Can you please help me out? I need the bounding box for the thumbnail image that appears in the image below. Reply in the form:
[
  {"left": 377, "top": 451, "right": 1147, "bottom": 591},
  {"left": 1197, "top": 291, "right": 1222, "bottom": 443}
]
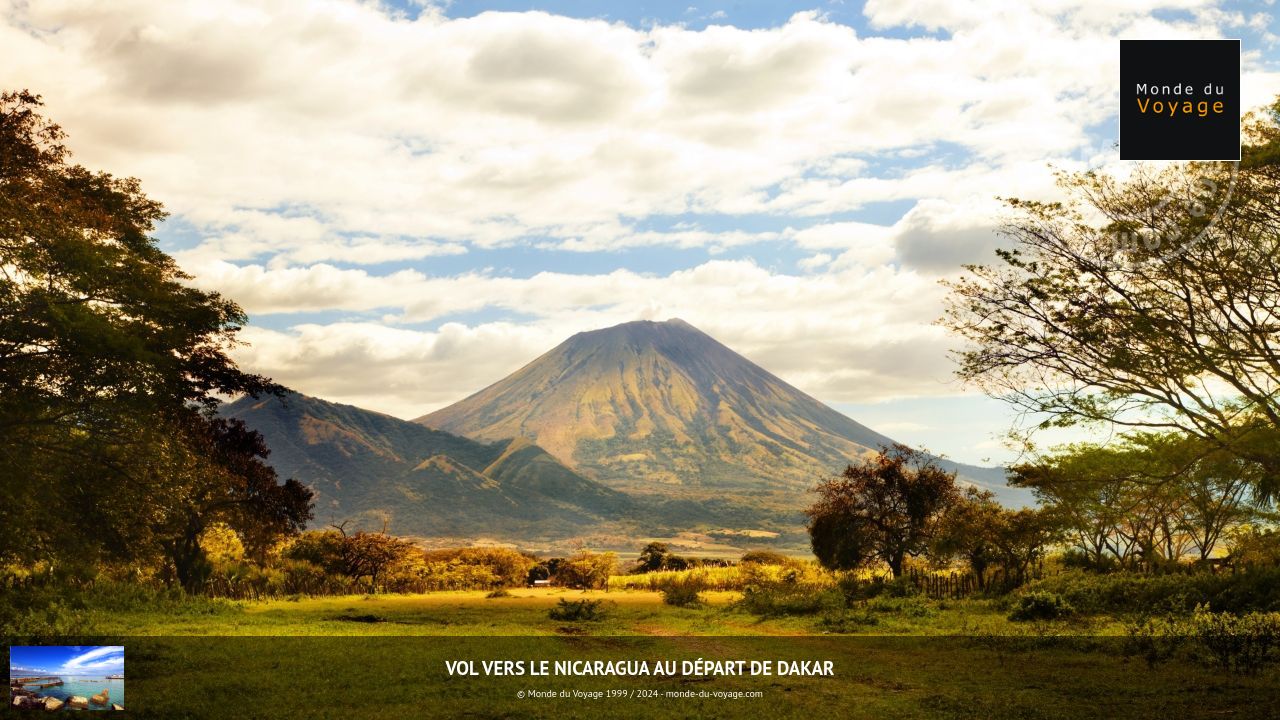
[{"left": 9, "top": 647, "right": 124, "bottom": 712}]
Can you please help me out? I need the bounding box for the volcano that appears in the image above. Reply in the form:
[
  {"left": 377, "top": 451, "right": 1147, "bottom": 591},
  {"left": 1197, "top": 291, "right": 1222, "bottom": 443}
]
[{"left": 416, "top": 319, "right": 1020, "bottom": 509}]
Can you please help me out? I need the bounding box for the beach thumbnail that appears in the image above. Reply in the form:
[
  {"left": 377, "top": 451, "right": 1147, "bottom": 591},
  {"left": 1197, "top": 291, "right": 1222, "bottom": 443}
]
[{"left": 9, "top": 646, "right": 124, "bottom": 712}]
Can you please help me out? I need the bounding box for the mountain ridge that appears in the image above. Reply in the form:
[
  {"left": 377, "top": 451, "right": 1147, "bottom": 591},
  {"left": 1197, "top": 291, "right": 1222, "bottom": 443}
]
[
  {"left": 222, "top": 392, "right": 634, "bottom": 539},
  {"left": 417, "top": 318, "right": 1024, "bottom": 506}
]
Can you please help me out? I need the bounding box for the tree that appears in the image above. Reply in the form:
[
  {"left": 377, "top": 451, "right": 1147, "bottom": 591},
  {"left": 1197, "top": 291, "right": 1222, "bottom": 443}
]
[
  {"left": 1135, "top": 433, "right": 1260, "bottom": 561},
  {"left": 0, "top": 90, "right": 312, "bottom": 573},
  {"left": 942, "top": 99, "right": 1280, "bottom": 498},
  {"left": 557, "top": 551, "right": 617, "bottom": 589},
  {"left": 932, "top": 487, "right": 1004, "bottom": 589},
  {"left": 1012, "top": 442, "right": 1156, "bottom": 569},
  {"left": 340, "top": 531, "right": 411, "bottom": 589},
  {"left": 159, "top": 417, "right": 313, "bottom": 589},
  {"left": 933, "top": 487, "right": 1054, "bottom": 588},
  {"left": 199, "top": 522, "right": 246, "bottom": 565},
  {"left": 1011, "top": 433, "right": 1264, "bottom": 569},
  {"left": 635, "top": 542, "right": 674, "bottom": 573},
  {"left": 990, "top": 508, "right": 1054, "bottom": 586},
  {"left": 806, "top": 445, "right": 959, "bottom": 577}
]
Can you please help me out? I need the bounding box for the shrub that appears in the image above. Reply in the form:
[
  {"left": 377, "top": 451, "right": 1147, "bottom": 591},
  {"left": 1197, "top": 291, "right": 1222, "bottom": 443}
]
[
  {"left": 1189, "top": 605, "right": 1280, "bottom": 675},
  {"left": 548, "top": 599, "right": 608, "bottom": 622},
  {"left": 609, "top": 565, "right": 744, "bottom": 592},
  {"left": 882, "top": 575, "right": 922, "bottom": 598},
  {"left": 1021, "top": 568, "right": 1280, "bottom": 615},
  {"left": 658, "top": 573, "right": 708, "bottom": 607},
  {"left": 867, "top": 595, "right": 934, "bottom": 618},
  {"left": 1009, "top": 591, "right": 1074, "bottom": 622},
  {"left": 1124, "top": 607, "right": 1280, "bottom": 675},
  {"left": 738, "top": 585, "right": 843, "bottom": 616},
  {"left": 431, "top": 548, "right": 539, "bottom": 588},
  {"left": 1123, "top": 614, "right": 1187, "bottom": 668},
  {"left": 485, "top": 588, "right": 512, "bottom": 599},
  {"left": 818, "top": 608, "right": 879, "bottom": 632},
  {"left": 835, "top": 573, "right": 876, "bottom": 604}
]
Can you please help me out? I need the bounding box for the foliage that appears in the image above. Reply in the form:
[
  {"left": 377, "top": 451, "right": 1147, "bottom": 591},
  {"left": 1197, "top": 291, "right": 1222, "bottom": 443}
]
[
  {"left": 282, "top": 529, "right": 410, "bottom": 589},
  {"left": 278, "top": 535, "right": 537, "bottom": 594},
  {"left": 1123, "top": 613, "right": 1188, "bottom": 668},
  {"left": 933, "top": 487, "right": 1054, "bottom": 590},
  {"left": 657, "top": 572, "right": 708, "bottom": 607},
  {"left": 635, "top": 542, "right": 675, "bottom": 572},
  {"left": 199, "top": 523, "right": 246, "bottom": 565},
  {"left": 818, "top": 607, "right": 880, "bottom": 631},
  {"left": 1008, "top": 591, "right": 1074, "bottom": 622},
  {"left": 1021, "top": 567, "right": 1280, "bottom": 615},
  {"left": 556, "top": 551, "right": 617, "bottom": 590},
  {"left": 942, "top": 107, "right": 1280, "bottom": 493},
  {"left": 547, "top": 598, "right": 608, "bottom": 622},
  {"left": 1012, "top": 434, "right": 1262, "bottom": 571},
  {"left": 1124, "top": 606, "right": 1280, "bottom": 675},
  {"left": 739, "top": 550, "right": 793, "bottom": 566},
  {"left": 1228, "top": 525, "right": 1280, "bottom": 567},
  {"left": 609, "top": 565, "right": 747, "bottom": 592},
  {"left": 736, "top": 561, "right": 843, "bottom": 616},
  {"left": 807, "top": 444, "right": 959, "bottom": 577},
  {"left": 0, "top": 91, "right": 312, "bottom": 580},
  {"left": 1188, "top": 605, "right": 1280, "bottom": 674}
]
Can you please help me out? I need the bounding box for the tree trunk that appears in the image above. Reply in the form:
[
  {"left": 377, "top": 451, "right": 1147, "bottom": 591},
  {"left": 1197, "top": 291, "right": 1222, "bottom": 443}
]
[
  {"left": 170, "top": 518, "right": 207, "bottom": 592},
  {"left": 971, "top": 559, "right": 988, "bottom": 590},
  {"left": 888, "top": 552, "right": 905, "bottom": 578}
]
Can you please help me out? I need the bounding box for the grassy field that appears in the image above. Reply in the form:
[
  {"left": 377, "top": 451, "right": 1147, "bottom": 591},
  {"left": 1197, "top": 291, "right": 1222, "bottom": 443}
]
[
  {"left": 6, "top": 588, "right": 1280, "bottom": 719},
  {"left": 74, "top": 587, "right": 1124, "bottom": 637}
]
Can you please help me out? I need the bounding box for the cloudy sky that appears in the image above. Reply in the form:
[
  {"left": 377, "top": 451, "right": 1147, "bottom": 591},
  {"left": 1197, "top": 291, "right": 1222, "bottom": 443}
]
[
  {"left": 4, "top": 0, "right": 1280, "bottom": 464},
  {"left": 9, "top": 646, "right": 125, "bottom": 676}
]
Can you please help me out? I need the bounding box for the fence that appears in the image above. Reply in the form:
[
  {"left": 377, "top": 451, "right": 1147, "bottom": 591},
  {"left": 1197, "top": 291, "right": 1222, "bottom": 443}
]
[{"left": 904, "top": 566, "right": 1042, "bottom": 600}]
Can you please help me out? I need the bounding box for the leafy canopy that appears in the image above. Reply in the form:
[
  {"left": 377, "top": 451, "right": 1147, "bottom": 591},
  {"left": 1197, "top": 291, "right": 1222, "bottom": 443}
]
[{"left": 0, "top": 90, "right": 311, "bottom": 579}]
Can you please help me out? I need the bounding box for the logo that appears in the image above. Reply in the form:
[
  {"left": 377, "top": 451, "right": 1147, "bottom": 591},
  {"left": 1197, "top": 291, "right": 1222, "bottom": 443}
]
[{"left": 1120, "top": 39, "right": 1241, "bottom": 161}]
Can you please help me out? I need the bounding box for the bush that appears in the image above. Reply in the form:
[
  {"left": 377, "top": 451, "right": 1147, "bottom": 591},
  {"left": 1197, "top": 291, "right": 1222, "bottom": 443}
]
[
  {"left": 557, "top": 552, "right": 617, "bottom": 590},
  {"left": 1123, "top": 607, "right": 1280, "bottom": 675},
  {"left": 882, "top": 575, "right": 921, "bottom": 598},
  {"left": 485, "top": 588, "right": 512, "bottom": 599},
  {"left": 548, "top": 599, "right": 608, "bottom": 622},
  {"left": 867, "top": 595, "right": 934, "bottom": 618},
  {"left": 1228, "top": 526, "right": 1280, "bottom": 568},
  {"left": 818, "top": 608, "right": 879, "bottom": 632},
  {"left": 1123, "top": 614, "right": 1188, "bottom": 668},
  {"left": 425, "top": 547, "right": 538, "bottom": 588},
  {"left": 658, "top": 573, "right": 708, "bottom": 607},
  {"left": 738, "top": 584, "right": 843, "bottom": 616},
  {"left": 835, "top": 573, "right": 876, "bottom": 604},
  {"left": 1189, "top": 605, "right": 1280, "bottom": 674},
  {"left": 1009, "top": 591, "right": 1074, "bottom": 621},
  {"left": 1021, "top": 568, "right": 1280, "bottom": 615}
]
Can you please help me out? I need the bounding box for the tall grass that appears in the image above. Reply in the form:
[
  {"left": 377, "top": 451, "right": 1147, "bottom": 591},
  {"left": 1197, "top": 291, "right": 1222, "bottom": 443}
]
[{"left": 610, "top": 565, "right": 747, "bottom": 591}]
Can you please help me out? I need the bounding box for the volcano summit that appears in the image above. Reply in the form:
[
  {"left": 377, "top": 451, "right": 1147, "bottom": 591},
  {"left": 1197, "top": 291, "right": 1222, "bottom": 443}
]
[{"left": 417, "top": 319, "right": 1018, "bottom": 510}]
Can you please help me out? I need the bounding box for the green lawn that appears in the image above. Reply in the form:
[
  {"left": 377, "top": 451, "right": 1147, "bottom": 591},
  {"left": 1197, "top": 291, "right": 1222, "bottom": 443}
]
[
  {"left": 73, "top": 587, "right": 1123, "bottom": 637},
  {"left": 6, "top": 589, "right": 1279, "bottom": 719}
]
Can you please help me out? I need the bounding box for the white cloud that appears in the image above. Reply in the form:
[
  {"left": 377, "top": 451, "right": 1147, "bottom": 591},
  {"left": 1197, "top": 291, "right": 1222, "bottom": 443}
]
[
  {"left": 219, "top": 258, "right": 953, "bottom": 417},
  {"left": 59, "top": 646, "right": 125, "bottom": 675},
  {"left": 5, "top": 0, "right": 1279, "bottom": 426},
  {"left": 797, "top": 252, "right": 833, "bottom": 271},
  {"left": 5, "top": 1, "right": 1271, "bottom": 260}
]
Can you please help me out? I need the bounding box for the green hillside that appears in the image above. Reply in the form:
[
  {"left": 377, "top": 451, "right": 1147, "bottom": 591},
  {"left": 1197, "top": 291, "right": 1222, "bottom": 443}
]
[{"left": 222, "top": 393, "right": 634, "bottom": 540}]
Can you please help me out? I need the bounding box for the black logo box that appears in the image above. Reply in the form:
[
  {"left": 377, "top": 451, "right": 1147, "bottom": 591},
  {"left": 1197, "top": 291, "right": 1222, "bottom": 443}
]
[{"left": 1120, "top": 39, "right": 1240, "bottom": 161}]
